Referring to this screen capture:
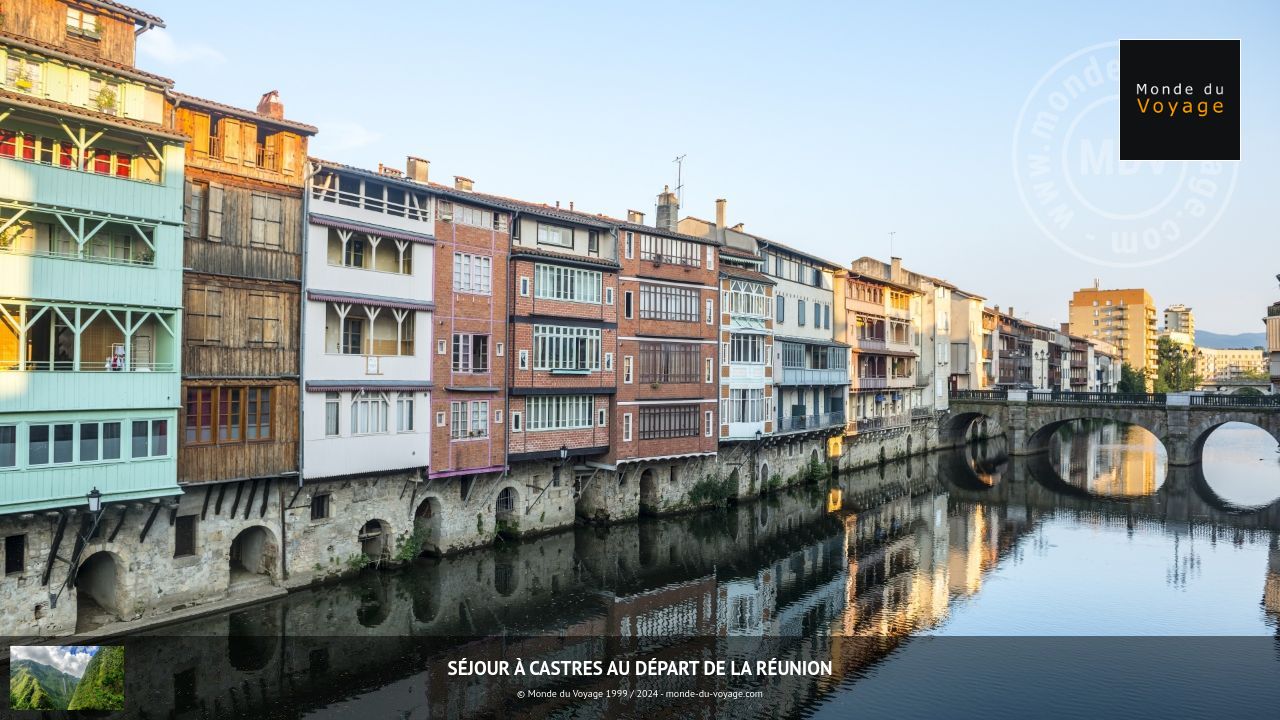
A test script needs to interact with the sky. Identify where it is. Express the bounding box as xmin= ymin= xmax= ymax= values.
xmin=136 ymin=1 xmax=1280 ymax=333
xmin=11 ymin=645 xmax=98 ymax=677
